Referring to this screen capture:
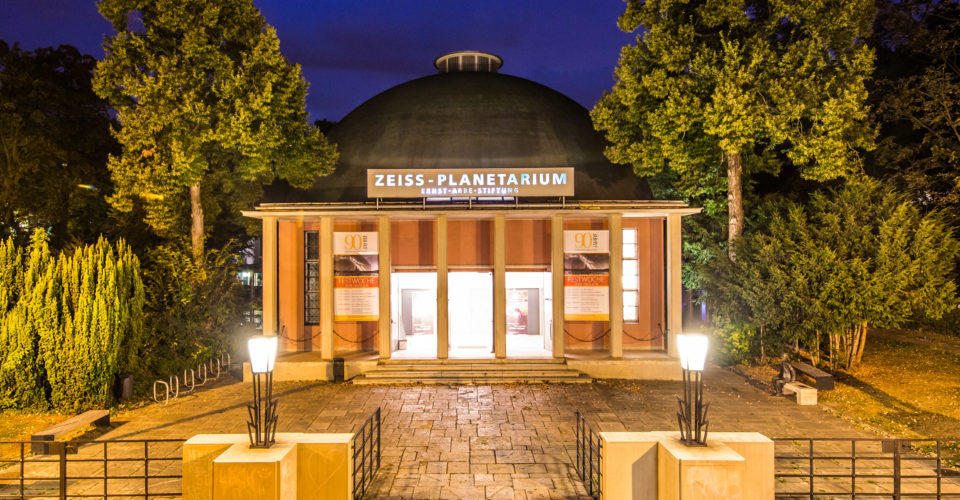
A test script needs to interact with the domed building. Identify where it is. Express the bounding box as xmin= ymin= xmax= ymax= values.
xmin=244 ymin=52 xmax=698 ymax=382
